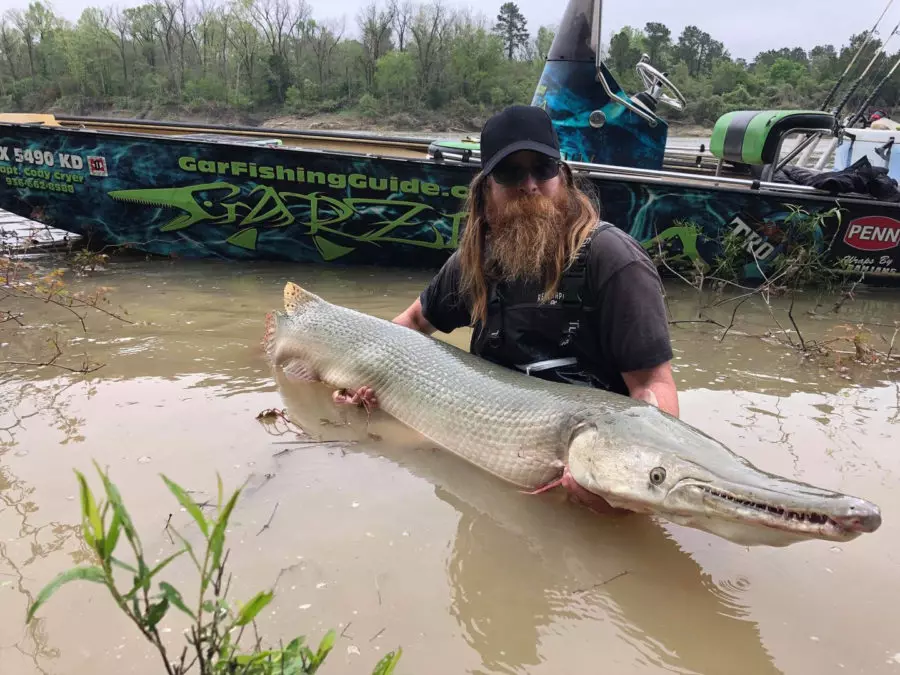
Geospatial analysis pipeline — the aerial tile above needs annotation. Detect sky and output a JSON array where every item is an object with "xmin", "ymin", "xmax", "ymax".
[{"xmin": 3, "ymin": 0, "xmax": 897, "ymax": 61}]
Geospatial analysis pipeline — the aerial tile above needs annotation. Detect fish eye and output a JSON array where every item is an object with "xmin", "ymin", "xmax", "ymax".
[{"xmin": 649, "ymin": 467, "xmax": 666, "ymax": 485}]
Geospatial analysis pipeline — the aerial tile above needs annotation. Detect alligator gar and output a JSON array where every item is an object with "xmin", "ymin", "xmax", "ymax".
[{"xmin": 263, "ymin": 281, "xmax": 882, "ymax": 547}]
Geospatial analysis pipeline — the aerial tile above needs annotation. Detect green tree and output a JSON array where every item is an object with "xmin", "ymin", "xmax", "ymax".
[
  {"xmin": 643, "ymin": 21, "xmax": 670, "ymax": 67},
  {"xmin": 609, "ymin": 28, "xmax": 642, "ymax": 75},
  {"xmin": 493, "ymin": 2, "xmax": 528, "ymax": 60},
  {"xmin": 375, "ymin": 49, "xmax": 418, "ymax": 107},
  {"xmin": 535, "ymin": 24, "xmax": 554, "ymax": 61},
  {"xmin": 768, "ymin": 57, "xmax": 808, "ymax": 87}
]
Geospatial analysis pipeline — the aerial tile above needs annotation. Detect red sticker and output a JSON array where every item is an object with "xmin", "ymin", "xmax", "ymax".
[
  {"xmin": 843, "ymin": 215, "xmax": 900, "ymax": 252},
  {"xmin": 87, "ymin": 156, "xmax": 108, "ymax": 177}
]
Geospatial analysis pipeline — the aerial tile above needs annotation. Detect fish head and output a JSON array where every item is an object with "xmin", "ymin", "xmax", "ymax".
[{"xmin": 567, "ymin": 405, "xmax": 882, "ymax": 547}]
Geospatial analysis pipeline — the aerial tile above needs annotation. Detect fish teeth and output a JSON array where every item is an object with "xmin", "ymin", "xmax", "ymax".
[{"xmin": 700, "ymin": 485, "xmax": 832, "ymax": 527}]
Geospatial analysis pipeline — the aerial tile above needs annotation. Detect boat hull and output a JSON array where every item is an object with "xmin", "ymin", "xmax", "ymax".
[{"xmin": 1, "ymin": 120, "xmax": 899, "ymax": 282}]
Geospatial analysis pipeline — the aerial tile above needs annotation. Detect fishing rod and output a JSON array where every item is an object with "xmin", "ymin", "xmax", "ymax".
[
  {"xmin": 806, "ymin": 19, "xmax": 900, "ymax": 170},
  {"xmin": 831, "ymin": 17, "xmax": 900, "ymax": 119},
  {"xmin": 846, "ymin": 50, "xmax": 900, "ymax": 127},
  {"xmin": 797, "ymin": 0, "xmax": 896, "ymax": 166},
  {"xmin": 820, "ymin": 0, "xmax": 895, "ymax": 110}
]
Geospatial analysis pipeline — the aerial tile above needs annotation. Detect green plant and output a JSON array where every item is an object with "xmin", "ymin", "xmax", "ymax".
[{"xmin": 25, "ymin": 462, "xmax": 402, "ymax": 675}]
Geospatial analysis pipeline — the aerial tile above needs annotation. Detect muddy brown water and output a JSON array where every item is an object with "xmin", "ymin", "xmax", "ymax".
[{"xmin": 1, "ymin": 258, "xmax": 899, "ymax": 675}]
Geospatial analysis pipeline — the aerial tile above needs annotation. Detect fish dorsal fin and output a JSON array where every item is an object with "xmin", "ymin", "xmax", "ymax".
[{"xmin": 283, "ymin": 282, "xmax": 321, "ymax": 314}]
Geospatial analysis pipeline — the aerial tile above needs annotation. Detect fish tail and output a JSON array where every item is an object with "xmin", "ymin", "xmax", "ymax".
[{"xmin": 284, "ymin": 281, "xmax": 320, "ymax": 314}]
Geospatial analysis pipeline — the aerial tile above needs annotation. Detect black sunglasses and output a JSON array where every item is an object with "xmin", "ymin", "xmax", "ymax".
[{"xmin": 490, "ymin": 156, "xmax": 561, "ymax": 186}]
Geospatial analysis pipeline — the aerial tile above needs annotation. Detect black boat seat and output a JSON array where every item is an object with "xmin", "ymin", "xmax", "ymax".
[{"xmin": 709, "ymin": 110, "xmax": 835, "ymax": 173}]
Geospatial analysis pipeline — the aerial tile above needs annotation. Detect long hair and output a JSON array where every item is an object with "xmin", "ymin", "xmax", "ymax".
[{"xmin": 457, "ymin": 163, "xmax": 600, "ymax": 326}]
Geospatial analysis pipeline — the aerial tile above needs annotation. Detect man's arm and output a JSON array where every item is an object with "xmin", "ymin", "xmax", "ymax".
[
  {"xmin": 393, "ymin": 297, "xmax": 437, "ymax": 334},
  {"xmin": 622, "ymin": 361, "xmax": 679, "ymax": 418},
  {"xmin": 587, "ymin": 236, "xmax": 679, "ymax": 417}
]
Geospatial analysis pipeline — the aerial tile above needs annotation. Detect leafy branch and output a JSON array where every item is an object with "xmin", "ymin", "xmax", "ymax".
[{"xmin": 25, "ymin": 462, "xmax": 402, "ymax": 675}]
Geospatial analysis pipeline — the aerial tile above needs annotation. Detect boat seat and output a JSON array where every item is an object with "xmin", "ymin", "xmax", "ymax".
[
  {"xmin": 710, "ymin": 110, "xmax": 835, "ymax": 179},
  {"xmin": 428, "ymin": 139, "xmax": 480, "ymax": 163}
]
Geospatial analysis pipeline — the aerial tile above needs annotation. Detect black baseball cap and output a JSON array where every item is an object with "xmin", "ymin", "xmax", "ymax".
[{"xmin": 480, "ymin": 105, "xmax": 561, "ymax": 176}]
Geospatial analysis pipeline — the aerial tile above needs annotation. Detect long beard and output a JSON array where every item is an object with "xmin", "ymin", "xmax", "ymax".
[{"xmin": 485, "ymin": 191, "xmax": 569, "ymax": 284}]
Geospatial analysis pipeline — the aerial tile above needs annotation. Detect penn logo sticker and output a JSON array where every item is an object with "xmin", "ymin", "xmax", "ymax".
[
  {"xmin": 843, "ymin": 215, "xmax": 900, "ymax": 252},
  {"xmin": 87, "ymin": 156, "xmax": 108, "ymax": 177}
]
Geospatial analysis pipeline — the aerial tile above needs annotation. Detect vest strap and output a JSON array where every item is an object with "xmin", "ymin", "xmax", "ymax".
[
  {"xmin": 515, "ymin": 357, "xmax": 578, "ymax": 375},
  {"xmin": 558, "ymin": 222, "xmax": 612, "ymax": 307}
]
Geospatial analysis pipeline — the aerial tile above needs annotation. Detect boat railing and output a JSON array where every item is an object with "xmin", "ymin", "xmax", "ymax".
[{"xmin": 426, "ymin": 146, "xmax": 881, "ymax": 202}]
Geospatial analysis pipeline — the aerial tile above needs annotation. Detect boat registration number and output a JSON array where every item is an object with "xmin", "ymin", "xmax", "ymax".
[{"xmin": 0, "ymin": 145, "xmax": 85, "ymax": 170}]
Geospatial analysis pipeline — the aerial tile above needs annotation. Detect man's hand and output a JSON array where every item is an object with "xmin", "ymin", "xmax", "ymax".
[
  {"xmin": 622, "ymin": 361, "xmax": 679, "ymax": 418},
  {"xmin": 332, "ymin": 386, "xmax": 378, "ymax": 409},
  {"xmin": 561, "ymin": 467, "xmax": 629, "ymax": 515},
  {"xmin": 330, "ymin": 299, "xmax": 435, "ymax": 410}
]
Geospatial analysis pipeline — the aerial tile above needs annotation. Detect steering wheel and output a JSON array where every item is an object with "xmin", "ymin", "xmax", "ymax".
[{"xmin": 635, "ymin": 57, "xmax": 687, "ymax": 111}]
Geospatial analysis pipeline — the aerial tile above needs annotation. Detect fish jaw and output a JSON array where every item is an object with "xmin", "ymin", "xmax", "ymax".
[
  {"xmin": 659, "ymin": 478, "xmax": 882, "ymax": 546},
  {"xmin": 565, "ymin": 408, "xmax": 883, "ymax": 547}
]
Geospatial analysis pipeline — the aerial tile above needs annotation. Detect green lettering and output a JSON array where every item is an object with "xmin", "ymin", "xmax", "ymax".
[
  {"xmin": 349, "ymin": 173, "xmax": 367, "ymax": 189},
  {"xmin": 421, "ymin": 182, "xmax": 439, "ymax": 196},
  {"xmin": 307, "ymin": 171, "xmax": 326, "ymax": 185},
  {"xmin": 179, "ymin": 156, "xmax": 197, "ymax": 171},
  {"xmin": 197, "ymin": 160, "xmax": 216, "ymax": 173},
  {"xmin": 451, "ymin": 185, "xmax": 469, "ymax": 199},
  {"xmin": 276, "ymin": 165, "xmax": 295, "ymax": 181},
  {"xmin": 327, "ymin": 173, "xmax": 347, "ymax": 189},
  {"xmin": 259, "ymin": 166, "xmax": 275, "ymax": 179},
  {"xmin": 400, "ymin": 179, "xmax": 419, "ymax": 194}
]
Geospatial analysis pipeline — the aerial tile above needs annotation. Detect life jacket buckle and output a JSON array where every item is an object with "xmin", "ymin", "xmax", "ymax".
[{"xmin": 560, "ymin": 320, "xmax": 580, "ymax": 347}]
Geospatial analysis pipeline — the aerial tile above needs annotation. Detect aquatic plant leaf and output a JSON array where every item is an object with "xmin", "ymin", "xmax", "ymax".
[
  {"xmin": 104, "ymin": 507, "xmax": 122, "ymax": 561},
  {"xmin": 234, "ymin": 590, "xmax": 274, "ymax": 626},
  {"xmin": 370, "ymin": 648, "xmax": 403, "ymax": 675},
  {"xmin": 209, "ymin": 487, "xmax": 241, "ymax": 581},
  {"xmin": 123, "ymin": 549, "xmax": 183, "ymax": 600},
  {"xmin": 26, "ymin": 566, "xmax": 106, "ymax": 623},
  {"xmin": 145, "ymin": 597, "xmax": 169, "ymax": 628},
  {"xmin": 92, "ymin": 461, "xmax": 141, "ymax": 553},
  {"xmin": 110, "ymin": 557, "xmax": 137, "ymax": 574},
  {"xmin": 76, "ymin": 470, "xmax": 102, "ymax": 549},
  {"xmin": 306, "ymin": 629, "xmax": 336, "ymax": 672},
  {"xmin": 159, "ymin": 582, "xmax": 195, "ymax": 619},
  {"xmin": 161, "ymin": 474, "xmax": 209, "ymax": 538},
  {"xmin": 147, "ymin": 549, "xmax": 187, "ymax": 580}
]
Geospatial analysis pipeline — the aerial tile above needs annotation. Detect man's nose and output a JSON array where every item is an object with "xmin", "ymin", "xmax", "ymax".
[{"xmin": 518, "ymin": 174, "xmax": 539, "ymax": 193}]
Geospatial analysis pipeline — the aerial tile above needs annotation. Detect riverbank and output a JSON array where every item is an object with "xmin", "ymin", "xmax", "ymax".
[{"xmin": 41, "ymin": 99, "xmax": 714, "ymax": 138}]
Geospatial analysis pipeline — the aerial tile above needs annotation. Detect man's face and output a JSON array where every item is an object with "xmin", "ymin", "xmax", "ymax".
[
  {"xmin": 483, "ymin": 150, "xmax": 570, "ymax": 282},
  {"xmin": 486, "ymin": 150, "xmax": 564, "ymax": 209}
]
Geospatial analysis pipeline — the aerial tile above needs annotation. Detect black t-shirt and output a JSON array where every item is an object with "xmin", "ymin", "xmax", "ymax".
[{"xmin": 419, "ymin": 224, "xmax": 674, "ymax": 386}]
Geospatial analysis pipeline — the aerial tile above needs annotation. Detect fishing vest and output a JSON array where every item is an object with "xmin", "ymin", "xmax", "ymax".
[{"xmin": 469, "ymin": 222, "xmax": 626, "ymax": 394}]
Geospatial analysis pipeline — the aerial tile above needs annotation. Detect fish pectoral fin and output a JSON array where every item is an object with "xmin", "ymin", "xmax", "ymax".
[
  {"xmin": 280, "ymin": 358, "xmax": 320, "ymax": 382},
  {"xmin": 520, "ymin": 477, "xmax": 565, "ymax": 495}
]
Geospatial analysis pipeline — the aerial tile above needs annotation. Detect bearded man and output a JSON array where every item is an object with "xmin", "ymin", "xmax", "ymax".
[{"xmin": 336, "ymin": 104, "xmax": 679, "ymax": 419}]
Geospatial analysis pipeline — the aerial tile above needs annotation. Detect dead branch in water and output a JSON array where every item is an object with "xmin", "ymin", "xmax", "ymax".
[
  {"xmin": 1, "ymin": 337, "xmax": 106, "ymax": 374},
  {"xmin": 256, "ymin": 502, "xmax": 279, "ymax": 536},
  {"xmin": 659, "ymin": 207, "xmax": 899, "ymax": 372}
]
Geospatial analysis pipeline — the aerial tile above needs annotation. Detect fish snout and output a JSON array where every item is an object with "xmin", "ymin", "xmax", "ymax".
[{"xmin": 833, "ymin": 500, "xmax": 882, "ymax": 533}]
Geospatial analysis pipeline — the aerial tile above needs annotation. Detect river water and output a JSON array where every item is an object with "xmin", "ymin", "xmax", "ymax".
[{"xmin": 1, "ymin": 257, "xmax": 899, "ymax": 675}]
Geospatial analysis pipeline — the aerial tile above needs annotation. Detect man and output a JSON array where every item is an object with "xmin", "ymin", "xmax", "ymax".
[{"xmin": 337, "ymin": 104, "xmax": 679, "ymax": 418}]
